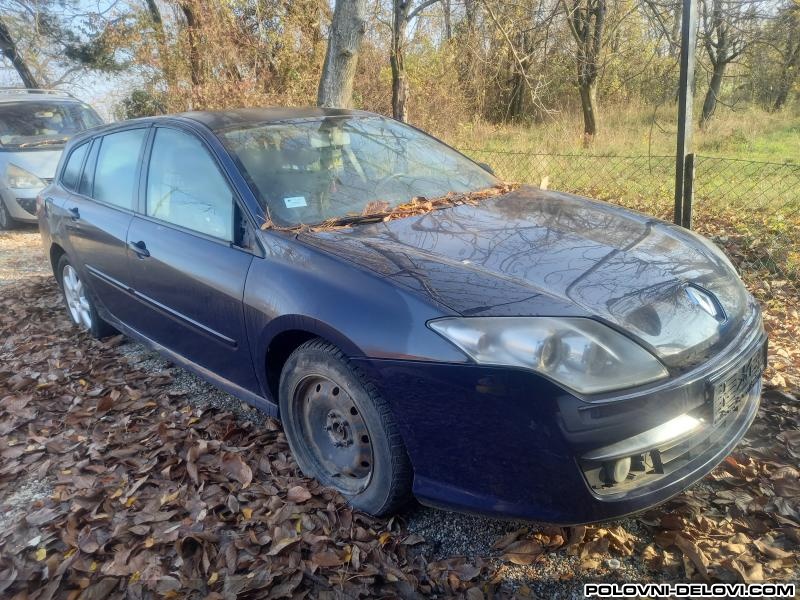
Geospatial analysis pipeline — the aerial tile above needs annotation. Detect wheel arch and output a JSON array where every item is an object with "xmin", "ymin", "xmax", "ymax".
[
  {"xmin": 260, "ymin": 315, "xmax": 366, "ymax": 405},
  {"xmin": 50, "ymin": 243, "xmax": 67, "ymax": 281}
]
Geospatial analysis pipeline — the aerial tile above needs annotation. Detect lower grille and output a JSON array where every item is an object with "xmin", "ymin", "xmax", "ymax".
[
  {"xmin": 580, "ymin": 380, "xmax": 761, "ymax": 496},
  {"xmin": 16, "ymin": 197, "xmax": 37, "ymax": 215}
]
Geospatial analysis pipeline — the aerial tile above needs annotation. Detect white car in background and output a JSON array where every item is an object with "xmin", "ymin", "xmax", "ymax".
[{"xmin": 0, "ymin": 88, "xmax": 103, "ymax": 229}]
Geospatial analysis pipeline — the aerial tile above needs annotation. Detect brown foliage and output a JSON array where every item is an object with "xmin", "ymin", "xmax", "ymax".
[{"xmin": 0, "ymin": 278, "xmax": 493, "ymax": 598}]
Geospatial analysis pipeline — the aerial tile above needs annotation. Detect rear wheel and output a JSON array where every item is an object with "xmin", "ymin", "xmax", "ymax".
[
  {"xmin": 0, "ymin": 200, "xmax": 16, "ymax": 230},
  {"xmin": 57, "ymin": 255, "xmax": 115, "ymax": 339},
  {"xmin": 279, "ymin": 339, "xmax": 412, "ymax": 515}
]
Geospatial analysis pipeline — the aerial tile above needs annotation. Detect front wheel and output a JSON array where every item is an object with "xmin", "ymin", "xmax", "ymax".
[
  {"xmin": 279, "ymin": 339, "xmax": 413, "ymax": 515},
  {"xmin": 57, "ymin": 255, "xmax": 115, "ymax": 339},
  {"xmin": 0, "ymin": 200, "xmax": 16, "ymax": 230}
]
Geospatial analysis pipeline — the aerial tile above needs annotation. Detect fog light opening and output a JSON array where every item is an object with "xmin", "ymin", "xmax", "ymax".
[{"xmin": 603, "ymin": 456, "xmax": 632, "ymax": 484}]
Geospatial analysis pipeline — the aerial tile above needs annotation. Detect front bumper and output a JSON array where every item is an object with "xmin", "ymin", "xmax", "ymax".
[{"xmin": 352, "ymin": 313, "xmax": 767, "ymax": 524}]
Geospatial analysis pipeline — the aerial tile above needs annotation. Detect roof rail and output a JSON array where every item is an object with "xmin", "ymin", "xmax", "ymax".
[{"xmin": 0, "ymin": 88, "xmax": 76, "ymax": 99}]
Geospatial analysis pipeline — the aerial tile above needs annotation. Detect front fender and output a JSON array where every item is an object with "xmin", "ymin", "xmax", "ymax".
[{"xmin": 243, "ymin": 233, "xmax": 469, "ymax": 403}]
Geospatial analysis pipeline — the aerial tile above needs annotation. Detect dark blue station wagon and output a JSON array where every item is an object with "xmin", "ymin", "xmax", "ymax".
[{"xmin": 38, "ymin": 109, "xmax": 767, "ymax": 524}]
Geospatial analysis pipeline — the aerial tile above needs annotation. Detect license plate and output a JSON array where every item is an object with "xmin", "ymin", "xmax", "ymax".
[{"xmin": 709, "ymin": 341, "xmax": 766, "ymax": 423}]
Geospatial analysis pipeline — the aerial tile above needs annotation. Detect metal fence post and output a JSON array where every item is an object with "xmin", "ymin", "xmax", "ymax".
[
  {"xmin": 682, "ymin": 153, "xmax": 695, "ymax": 228},
  {"xmin": 674, "ymin": 0, "xmax": 697, "ymax": 227}
]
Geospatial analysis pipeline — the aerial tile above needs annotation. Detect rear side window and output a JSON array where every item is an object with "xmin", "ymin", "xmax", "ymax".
[
  {"xmin": 145, "ymin": 127, "xmax": 233, "ymax": 241},
  {"xmin": 60, "ymin": 142, "xmax": 89, "ymax": 191},
  {"xmin": 93, "ymin": 129, "xmax": 147, "ymax": 210}
]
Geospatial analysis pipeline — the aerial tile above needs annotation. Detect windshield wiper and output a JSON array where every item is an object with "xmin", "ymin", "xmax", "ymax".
[
  {"xmin": 262, "ymin": 184, "xmax": 520, "ymax": 233},
  {"xmin": 17, "ymin": 137, "xmax": 69, "ymax": 148}
]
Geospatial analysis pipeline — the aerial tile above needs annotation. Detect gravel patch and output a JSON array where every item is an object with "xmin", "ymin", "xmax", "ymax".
[
  {"xmin": 116, "ymin": 339, "xmax": 270, "ymax": 426},
  {"xmin": 0, "ymin": 474, "xmax": 55, "ymax": 532},
  {"xmin": 0, "ymin": 227, "xmax": 50, "ymax": 287}
]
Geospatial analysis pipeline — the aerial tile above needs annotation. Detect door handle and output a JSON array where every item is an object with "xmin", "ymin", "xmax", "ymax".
[
  {"xmin": 68, "ymin": 207, "xmax": 80, "ymax": 221},
  {"xmin": 128, "ymin": 240, "xmax": 150, "ymax": 258}
]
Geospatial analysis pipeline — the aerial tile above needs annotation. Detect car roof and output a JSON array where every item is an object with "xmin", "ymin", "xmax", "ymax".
[
  {"xmin": 0, "ymin": 88, "xmax": 81, "ymax": 103},
  {"xmin": 176, "ymin": 107, "xmax": 378, "ymax": 132},
  {"xmin": 64, "ymin": 107, "xmax": 387, "ymax": 147}
]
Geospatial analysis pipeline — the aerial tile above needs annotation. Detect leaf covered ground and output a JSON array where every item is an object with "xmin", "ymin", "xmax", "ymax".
[{"xmin": 0, "ymin": 230, "xmax": 798, "ymax": 599}]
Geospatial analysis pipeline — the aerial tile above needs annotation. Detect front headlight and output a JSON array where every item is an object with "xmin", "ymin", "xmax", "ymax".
[
  {"xmin": 429, "ymin": 317, "xmax": 668, "ymax": 394},
  {"xmin": 6, "ymin": 164, "xmax": 44, "ymax": 189}
]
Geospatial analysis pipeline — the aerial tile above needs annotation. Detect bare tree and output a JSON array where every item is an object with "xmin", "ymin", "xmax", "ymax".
[
  {"xmin": 179, "ymin": 0, "xmax": 203, "ymax": 87},
  {"xmin": 442, "ymin": 0, "xmax": 452, "ymax": 41},
  {"xmin": 0, "ymin": 15, "xmax": 39, "ymax": 88},
  {"xmin": 391, "ymin": 0, "xmax": 440, "ymax": 121},
  {"xmin": 562, "ymin": 0, "xmax": 607, "ymax": 141},
  {"xmin": 318, "ymin": 0, "xmax": 368, "ymax": 108},
  {"xmin": 483, "ymin": 0, "xmax": 559, "ymax": 121},
  {"xmin": 772, "ymin": 0, "xmax": 800, "ymax": 111},
  {"xmin": 698, "ymin": 0, "xmax": 762, "ymax": 126}
]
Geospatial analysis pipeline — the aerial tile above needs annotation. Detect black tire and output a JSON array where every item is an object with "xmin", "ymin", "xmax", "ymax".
[
  {"xmin": 0, "ymin": 200, "xmax": 16, "ymax": 230},
  {"xmin": 279, "ymin": 339, "xmax": 413, "ymax": 516},
  {"xmin": 57, "ymin": 254, "xmax": 115, "ymax": 339}
]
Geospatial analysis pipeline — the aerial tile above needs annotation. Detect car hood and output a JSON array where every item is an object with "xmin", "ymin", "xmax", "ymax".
[
  {"xmin": 298, "ymin": 186, "xmax": 753, "ymax": 367},
  {"xmin": 0, "ymin": 149, "xmax": 62, "ymax": 180}
]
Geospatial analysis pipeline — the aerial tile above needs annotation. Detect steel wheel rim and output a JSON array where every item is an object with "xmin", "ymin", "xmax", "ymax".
[
  {"xmin": 63, "ymin": 265, "xmax": 92, "ymax": 330},
  {"xmin": 294, "ymin": 374, "xmax": 374, "ymax": 494}
]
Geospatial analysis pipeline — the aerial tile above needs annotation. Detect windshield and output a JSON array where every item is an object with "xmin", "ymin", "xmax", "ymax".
[
  {"xmin": 219, "ymin": 115, "xmax": 497, "ymax": 227},
  {"xmin": 0, "ymin": 101, "xmax": 102, "ymax": 149}
]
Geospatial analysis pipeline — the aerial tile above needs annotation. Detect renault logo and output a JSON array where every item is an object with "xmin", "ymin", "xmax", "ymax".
[{"xmin": 686, "ymin": 285, "xmax": 724, "ymax": 320}]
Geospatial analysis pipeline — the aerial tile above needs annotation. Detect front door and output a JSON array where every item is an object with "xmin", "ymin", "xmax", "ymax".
[{"xmin": 125, "ymin": 125, "xmax": 259, "ymax": 393}]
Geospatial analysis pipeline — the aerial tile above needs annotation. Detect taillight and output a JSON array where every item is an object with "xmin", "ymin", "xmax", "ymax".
[{"xmin": 36, "ymin": 194, "xmax": 45, "ymax": 217}]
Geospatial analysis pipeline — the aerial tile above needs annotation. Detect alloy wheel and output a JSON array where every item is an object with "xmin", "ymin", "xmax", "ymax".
[
  {"xmin": 293, "ymin": 374, "xmax": 374, "ymax": 494},
  {"xmin": 62, "ymin": 265, "xmax": 93, "ymax": 330}
]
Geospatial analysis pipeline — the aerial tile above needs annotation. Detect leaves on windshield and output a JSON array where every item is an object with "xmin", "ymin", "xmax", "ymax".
[{"xmin": 261, "ymin": 182, "xmax": 520, "ymax": 232}]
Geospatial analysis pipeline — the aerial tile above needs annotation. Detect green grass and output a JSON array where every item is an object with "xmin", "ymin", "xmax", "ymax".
[{"xmin": 444, "ymin": 103, "xmax": 800, "ymax": 163}]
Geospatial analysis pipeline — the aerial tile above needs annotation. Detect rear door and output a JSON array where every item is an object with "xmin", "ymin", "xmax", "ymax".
[
  {"xmin": 58, "ymin": 127, "xmax": 149, "ymax": 323},
  {"xmin": 125, "ymin": 125, "xmax": 259, "ymax": 393}
]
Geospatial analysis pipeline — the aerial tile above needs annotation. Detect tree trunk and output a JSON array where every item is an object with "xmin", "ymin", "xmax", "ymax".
[
  {"xmin": 144, "ymin": 0, "xmax": 163, "ymax": 27},
  {"xmin": 773, "ymin": 76, "xmax": 795, "ymax": 111},
  {"xmin": 700, "ymin": 60, "xmax": 725, "ymax": 127},
  {"xmin": 579, "ymin": 80, "xmax": 599, "ymax": 142},
  {"xmin": 317, "ymin": 0, "xmax": 367, "ymax": 108},
  {"xmin": 180, "ymin": 2, "xmax": 202, "ymax": 88},
  {"xmin": 0, "ymin": 17, "xmax": 39, "ymax": 88},
  {"xmin": 773, "ymin": 43, "xmax": 799, "ymax": 111},
  {"xmin": 442, "ymin": 0, "xmax": 452, "ymax": 41},
  {"xmin": 508, "ymin": 70, "xmax": 526, "ymax": 120},
  {"xmin": 391, "ymin": 1, "xmax": 409, "ymax": 122},
  {"xmin": 670, "ymin": 0, "xmax": 682, "ymax": 58}
]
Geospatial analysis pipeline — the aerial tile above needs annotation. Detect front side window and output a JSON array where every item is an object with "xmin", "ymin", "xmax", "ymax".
[
  {"xmin": 0, "ymin": 101, "xmax": 102, "ymax": 149},
  {"xmin": 219, "ymin": 115, "xmax": 497, "ymax": 227},
  {"xmin": 93, "ymin": 129, "xmax": 147, "ymax": 210},
  {"xmin": 145, "ymin": 128, "xmax": 233, "ymax": 241},
  {"xmin": 61, "ymin": 142, "xmax": 89, "ymax": 191}
]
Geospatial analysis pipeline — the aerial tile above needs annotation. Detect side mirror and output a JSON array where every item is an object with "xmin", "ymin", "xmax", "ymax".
[{"xmin": 478, "ymin": 162, "xmax": 495, "ymax": 176}]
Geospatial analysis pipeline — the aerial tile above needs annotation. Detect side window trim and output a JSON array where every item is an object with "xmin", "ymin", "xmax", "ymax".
[
  {"xmin": 80, "ymin": 138, "xmax": 99, "ymax": 198},
  {"xmin": 135, "ymin": 127, "xmax": 157, "ymax": 215},
  {"xmin": 140, "ymin": 124, "xmax": 258, "ymax": 251}
]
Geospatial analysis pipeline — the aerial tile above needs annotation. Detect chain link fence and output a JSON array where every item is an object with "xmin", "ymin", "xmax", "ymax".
[{"xmin": 461, "ymin": 148, "xmax": 800, "ymax": 298}]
